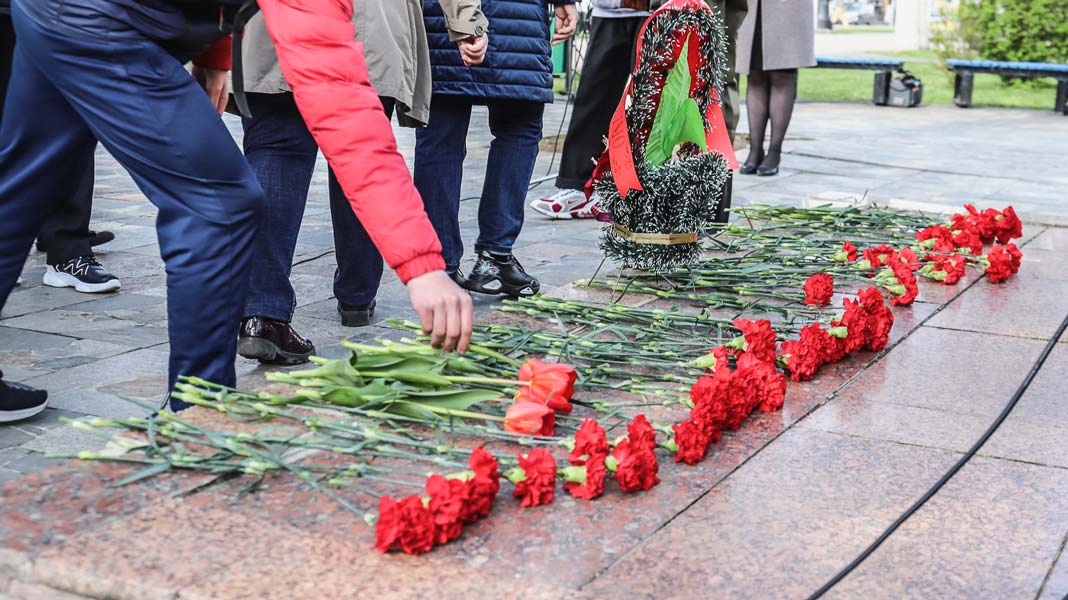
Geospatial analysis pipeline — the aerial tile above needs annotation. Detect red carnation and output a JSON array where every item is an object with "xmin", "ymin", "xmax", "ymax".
[
  {"xmin": 505, "ymin": 401, "xmax": 556, "ymax": 436},
  {"xmin": 803, "ymin": 273, "xmax": 835, "ymax": 307},
  {"xmin": 1006, "ymin": 243, "xmax": 1022, "ymax": 271},
  {"xmin": 424, "ymin": 474, "xmax": 470, "ymax": 544},
  {"xmin": 562, "ymin": 455, "xmax": 607, "ymax": 500},
  {"xmin": 916, "ymin": 225, "xmax": 956, "ymax": 253},
  {"xmin": 858, "ymin": 287, "xmax": 894, "ymax": 351},
  {"xmin": 863, "ymin": 244, "xmax": 896, "ymax": 268},
  {"xmin": 837, "ymin": 298, "xmax": 871, "ymax": 353},
  {"xmin": 994, "ymin": 206, "xmax": 1022, "ymax": 243},
  {"xmin": 608, "ymin": 438, "xmax": 660, "ymax": 492},
  {"xmin": 516, "ymin": 358, "xmax": 577, "ymax": 413},
  {"xmin": 778, "ymin": 324, "xmax": 834, "ymax": 382},
  {"xmin": 509, "ymin": 448, "xmax": 557, "ymax": 508},
  {"xmin": 672, "ymin": 419, "xmax": 710, "ymax": 465},
  {"xmin": 627, "ymin": 414, "xmax": 658, "ymax": 451},
  {"xmin": 888, "ymin": 257, "xmax": 919, "ymax": 306},
  {"xmin": 571, "ymin": 418, "xmax": 609, "ymax": 464},
  {"xmin": 729, "ymin": 319, "xmax": 778, "ymax": 362},
  {"xmin": 736, "ymin": 352, "xmax": 787, "ymax": 413},
  {"xmin": 374, "ymin": 494, "xmax": 436, "ymax": 555},
  {"xmin": 925, "ymin": 254, "xmax": 967, "ymax": 285},
  {"xmin": 951, "ymin": 225, "xmax": 983, "ymax": 255},
  {"xmin": 985, "ymin": 244, "xmax": 1018, "ymax": 283},
  {"xmin": 898, "ymin": 247, "xmax": 921, "ymax": 272},
  {"xmin": 466, "ymin": 447, "xmax": 500, "ymax": 521},
  {"xmin": 960, "ymin": 204, "xmax": 998, "ymax": 242},
  {"xmin": 689, "ymin": 369, "xmax": 731, "ymax": 437},
  {"xmin": 836, "ymin": 241, "xmax": 859, "ymax": 262}
]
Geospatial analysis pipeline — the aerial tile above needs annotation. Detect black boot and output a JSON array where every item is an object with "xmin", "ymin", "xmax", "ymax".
[
  {"xmin": 237, "ymin": 317, "xmax": 316, "ymax": 365},
  {"xmin": 0, "ymin": 370, "xmax": 48, "ymax": 423},
  {"xmin": 464, "ymin": 251, "xmax": 540, "ymax": 297},
  {"xmin": 337, "ymin": 299, "xmax": 376, "ymax": 327}
]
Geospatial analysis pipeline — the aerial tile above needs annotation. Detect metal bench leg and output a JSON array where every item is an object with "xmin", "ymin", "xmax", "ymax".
[
  {"xmin": 873, "ymin": 70, "xmax": 891, "ymax": 106},
  {"xmin": 1056, "ymin": 80, "xmax": 1068, "ymax": 115},
  {"xmin": 953, "ymin": 72, "xmax": 974, "ymax": 108}
]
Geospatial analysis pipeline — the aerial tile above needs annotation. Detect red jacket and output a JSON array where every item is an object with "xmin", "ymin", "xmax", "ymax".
[{"xmin": 196, "ymin": 0, "xmax": 445, "ymax": 284}]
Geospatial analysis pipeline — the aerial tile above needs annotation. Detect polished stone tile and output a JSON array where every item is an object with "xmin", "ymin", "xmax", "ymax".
[
  {"xmin": 585, "ymin": 428, "xmax": 1068, "ymax": 599},
  {"xmin": 926, "ymin": 275, "xmax": 1068, "ymax": 340}
]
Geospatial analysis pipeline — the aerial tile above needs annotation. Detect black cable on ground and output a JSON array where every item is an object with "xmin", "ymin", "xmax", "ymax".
[{"xmin": 809, "ymin": 309, "xmax": 1068, "ymax": 599}]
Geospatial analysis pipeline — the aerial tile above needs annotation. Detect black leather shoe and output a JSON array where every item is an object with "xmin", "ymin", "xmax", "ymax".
[
  {"xmin": 464, "ymin": 251, "xmax": 540, "ymax": 297},
  {"xmin": 448, "ymin": 267, "xmax": 468, "ymax": 287},
  {"xmin": 238, "ymin": 317, "xmax": 315, "ymax": 365},
  {"xmin": 36, "ymin": 230, "xmax": 115, "ymax": 253},
  {"xmin": 739, "ymin": 148, "xmax": 763, "ymax": 175},
  {"xmin": 337, "ymin": 299, "xmax": 376, "ymax": 327},
  {"xmin": 757, "ymin": 151, "xmax": 781, "ymax": 176}
]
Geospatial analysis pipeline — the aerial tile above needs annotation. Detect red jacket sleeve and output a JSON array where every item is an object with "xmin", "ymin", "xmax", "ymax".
[
  {"xmin": 257, "ymin": 0, "xmax": 445, "ymax": 283},
  {"xmin": 192, "ymin": 37, "xmax": 232, "ymax": 71}
]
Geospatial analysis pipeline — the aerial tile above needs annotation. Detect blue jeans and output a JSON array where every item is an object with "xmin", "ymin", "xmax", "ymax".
[
  {"xmin": 241, "ymin": 92, "xmax": 391, "ymax": 321},
  {"xmin": 0, "ymin": 1, "xmax": 263, "ymax": 411},
  {"xmin": 414, "ymin": 96, "xmax": 544, "ymax": 271}
]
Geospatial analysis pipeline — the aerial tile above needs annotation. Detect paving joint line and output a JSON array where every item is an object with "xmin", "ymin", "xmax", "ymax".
[{"xmin": 1036, "ymin": 527, "xmax": 1068, "ymax": 599}]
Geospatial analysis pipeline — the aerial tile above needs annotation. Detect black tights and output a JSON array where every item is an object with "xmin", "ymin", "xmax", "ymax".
[{"xmin": 743, "ymin": 68, "xmax": 798, "ymax": 170}]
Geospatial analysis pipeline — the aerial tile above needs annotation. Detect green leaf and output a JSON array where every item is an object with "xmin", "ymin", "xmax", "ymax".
[
  {"xmin": 112, "ymin": 461, "xmax": 171, "ymax": 487},
  {"xmin": 645, "ymin": 38, "xmax": 695, "ymax": 166},
  {"xmin": 403, "ymin": 388, "xmax": 502, "ymax": 411}
]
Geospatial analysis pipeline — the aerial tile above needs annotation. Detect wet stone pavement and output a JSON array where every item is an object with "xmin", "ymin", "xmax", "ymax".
[{"xmin": 2, "ymin": 101, "xmax": 1068, "ymax": 599}]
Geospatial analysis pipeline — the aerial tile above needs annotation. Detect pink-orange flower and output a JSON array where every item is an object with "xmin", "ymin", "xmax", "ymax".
[
  {"xmin": 504, "ymin": 402, "xmax": 555, "ymax": 436},
  {"xmin": 516, "ymin": 358, "xmax": 577, "ymax": 413}
]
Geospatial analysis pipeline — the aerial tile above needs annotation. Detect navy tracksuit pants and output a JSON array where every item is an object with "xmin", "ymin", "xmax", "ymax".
[{"xmin": 0, "ymin": 2, "xmax": 263, "ymax": 410}]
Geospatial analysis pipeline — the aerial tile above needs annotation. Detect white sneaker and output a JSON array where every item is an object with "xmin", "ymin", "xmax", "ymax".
[
  {"xmin": 530, "ymin": 189, "xmax": 600, "ymax": 220},
  {"xmin": 43, "ymin": 256, "xmax": 121, "ymax": 294}
]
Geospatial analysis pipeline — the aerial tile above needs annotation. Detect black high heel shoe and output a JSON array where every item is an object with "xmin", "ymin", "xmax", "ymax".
[
  {"xmin": 739, "ymin": 148, "xmax": 763, "ymax": 175},
  {"xmin": 757, "ymin": 151, "xmax": 781, "ymax": 176}
]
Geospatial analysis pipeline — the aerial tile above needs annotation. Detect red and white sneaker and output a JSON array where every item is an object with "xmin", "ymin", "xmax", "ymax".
[{"xmin": 530, "ymin": 189, "xmax": 600, "ymax": 220}]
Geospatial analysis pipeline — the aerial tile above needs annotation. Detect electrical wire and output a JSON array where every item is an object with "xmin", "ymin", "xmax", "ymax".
[{"xmin": 808, "ymin": 309, "xmax": 1068, "ymax": 599}]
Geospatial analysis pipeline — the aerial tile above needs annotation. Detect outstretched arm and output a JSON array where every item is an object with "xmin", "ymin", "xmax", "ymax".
[{"xmin": 257, "ymin": 0, "xmax": 472, "ymax": 353}]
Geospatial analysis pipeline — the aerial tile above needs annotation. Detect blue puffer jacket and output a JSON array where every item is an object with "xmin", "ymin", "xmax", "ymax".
[{"xmin": 424, "ymin": 0, "xmax": 574, "ymax": 103}]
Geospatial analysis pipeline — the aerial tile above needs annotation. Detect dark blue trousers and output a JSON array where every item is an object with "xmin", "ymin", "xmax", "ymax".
[
  {"xmin": 241, "ymin": 93, "xmax": 390, "ymax": 321},
  {"xmin": 0, "ymin": 4, "xmax": 263, "ymax": 410},
  {"xmin": 413, "ymin": 97, "xmax": 544, "ymax": 272}
]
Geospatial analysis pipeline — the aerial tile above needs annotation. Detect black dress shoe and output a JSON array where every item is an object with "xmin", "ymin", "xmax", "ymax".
[
  {"xmin": 237, "ymin": 317, "xmax": 315, "ymax": 365},
  {"xmin": 448, "ymin": 267, "xmax": 468, "ymax": 287},
  {"xmin": 757, "ymin": 151, "xmax": 781, "ymax": 176},
  {"xmin": 36, "ymin": 230, "xmax": 115, "ymax": 253},
  {"xmin": 739, "ymin": 148, "xmax": 763, "ymax": 175},
  {"xmin": 337, "ymin": 299, "xmax": 376, "ymax": 327},
  {"xmin": 464, "ymin": 251, "xmax": 540, "ymax": 297}
]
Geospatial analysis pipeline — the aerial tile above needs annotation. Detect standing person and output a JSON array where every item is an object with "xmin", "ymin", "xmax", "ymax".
[
  {"xmin": 0, "ymin": 0, "xmax": 118, "ymax": 294},
  {"xmin": 236, "ymin": 0, "xmax": 488, "ymax": 366},
  {"xmin": 0, "ymin": 0, "xmax": 473, "ymax": 415},
  {"xmin": 736, "ymin": 0, "xmax": 815, "ymax": 176},
  {"xmin": 531, "ymin": 0, "xmax": 650, "ymax": 220},
  {"xmin": 416, "ymin": 0, "xmax": 579, "ymax": 298}
]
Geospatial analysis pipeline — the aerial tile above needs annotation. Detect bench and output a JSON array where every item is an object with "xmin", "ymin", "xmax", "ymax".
[
  {"xmin": 815, "ymin": 57, "xmax": 904, "ymax": 106},
  {"xmin": 947, "ymin": 59, "xmax": 1068, "ymax": 115}
]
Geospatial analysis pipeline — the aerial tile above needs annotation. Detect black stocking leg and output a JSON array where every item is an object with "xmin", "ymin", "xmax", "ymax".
[
  {"xmin": 761, "ymin": 69, "xmax": 799, "ymax": 172},
  {"xmin": 743, "ymin": 69, "xmax": 770, "ymax": 169}
]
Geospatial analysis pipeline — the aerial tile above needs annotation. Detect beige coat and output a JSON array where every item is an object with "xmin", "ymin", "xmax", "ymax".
[
  {"xmin": 240, "ymin": 0, "xmax": 487, "ymax": 127},
  {"xmin": 735, "ymin": 0, "xmax": 815, "ymax": 73}
]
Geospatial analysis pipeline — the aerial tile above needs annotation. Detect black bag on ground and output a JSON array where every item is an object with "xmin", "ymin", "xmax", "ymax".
[{"xmin": 888, "ymin": 70, "xmax": 923, "ymax": 107}]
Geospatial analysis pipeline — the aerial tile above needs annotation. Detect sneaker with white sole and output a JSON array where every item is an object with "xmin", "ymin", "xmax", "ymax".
[
  {"xmin": 0, "ymin": 370, "xmax": 48, "ymax": 423},
  {"xmin": 43, "ymin": 256, "xmax": 121, "ymax": 294},
  {"xmin": 530, "ymin": 189, "xmax": 600, "ymax": 220}
]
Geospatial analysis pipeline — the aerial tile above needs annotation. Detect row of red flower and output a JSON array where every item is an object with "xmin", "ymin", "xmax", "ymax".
[{"xmin": 374, "ymin": 203, "xmax": 1027, "ymax": 554}]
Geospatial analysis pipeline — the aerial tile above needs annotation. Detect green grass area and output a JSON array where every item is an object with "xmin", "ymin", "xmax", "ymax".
[{"xmin": 785, "ymin": 51, "xmax": 1059, "ymax": 110}]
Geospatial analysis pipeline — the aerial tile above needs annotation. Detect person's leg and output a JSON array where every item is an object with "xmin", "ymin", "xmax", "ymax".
[
  {"xmin": 414, "ymin": 95, "xmax": 472, "ymax": 274},
  {"xmin": 0, "ymin": 12, "xmax": 14, "ymax": 124},
  {"xmin": 7, "ymin": 8, "xmax": 262, "ymax": 408},
  {"xmin": 329, "ymin": 97, "xmax": 395, "ymax": 326},
  {"xmin": 465, "ymin": 100, "xmax": 543, "ymax": 297},
  {"xmin": 534, "ymin": 17, "xmax": 641, "ymax": 220},
  {"xmin": 760, "ymin": 68, "xmax": 799, "ymax": 174},
  {"xmin": 240, "ymin": 92, "xmax": 318, "ymax": 323},
  {"xmin": 0, "ymin": 15, "xmax": 94, "ymax": 414}
]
